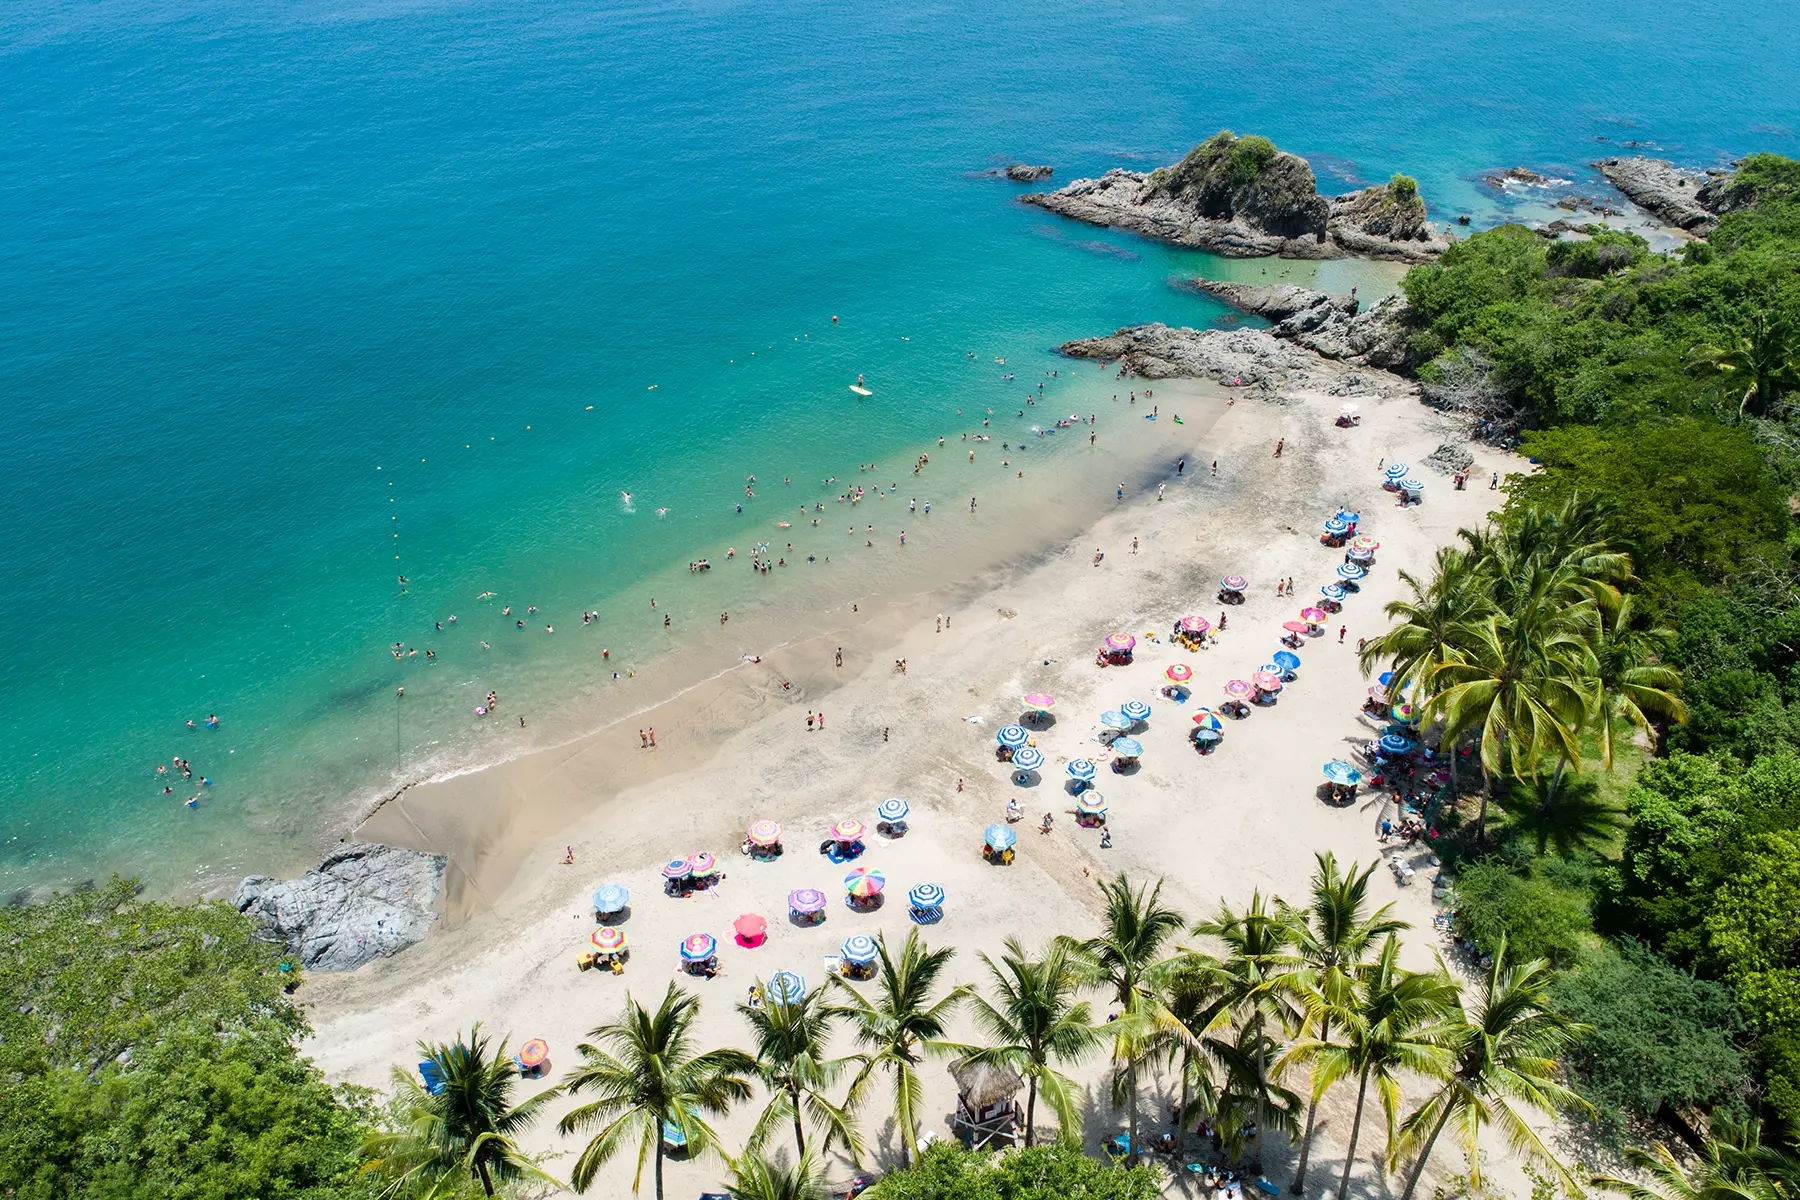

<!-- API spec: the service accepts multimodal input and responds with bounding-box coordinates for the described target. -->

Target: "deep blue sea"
[3,0,1795,893]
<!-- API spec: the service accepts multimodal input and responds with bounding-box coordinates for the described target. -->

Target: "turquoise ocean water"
[3,0,1796,893]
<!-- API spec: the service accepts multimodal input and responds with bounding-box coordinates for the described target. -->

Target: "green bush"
[1453,858,1593,967]
[870,1142,1161,1200]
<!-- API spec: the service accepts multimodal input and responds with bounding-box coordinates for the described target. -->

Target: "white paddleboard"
[848,385,872,396]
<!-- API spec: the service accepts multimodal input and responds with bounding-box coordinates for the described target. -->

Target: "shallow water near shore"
[3,0,1796,893]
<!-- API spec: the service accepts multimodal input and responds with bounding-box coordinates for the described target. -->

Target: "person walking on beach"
[640,729,648,747]
[807,711,815,732]
[1117,482,1124,501]
[1211,460,1217,476]
[817,711,825,730]
[1177,457,1185,474]
[936,615,942,633]
[1273,439,1284,458]
[883,726,889,742]
[648,728,656,747]
[835,647,843,667]
[1339,625,1347,644]
[1490,471,1500,489]
[970,497,976,512]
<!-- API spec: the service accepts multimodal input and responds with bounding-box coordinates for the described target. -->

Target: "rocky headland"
[1592,156,1741,235]
[1023,131,1450,263]
[1176,277,1420,371]
[235,842,446,971]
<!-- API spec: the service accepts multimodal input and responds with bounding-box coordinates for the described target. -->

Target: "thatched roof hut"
[949,1056,1023,1110]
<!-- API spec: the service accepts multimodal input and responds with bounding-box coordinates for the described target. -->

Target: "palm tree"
[1589,594,1686,770]
[1282,855,1408,1196]
[1690,305,1800,418]
[1392,940,1591,1200]
[964,937,1103,1147]
[829,929,970,1167]
[360,1024,559,1198]
[724,1152,829,1200]
[1068,873,1186,1165]
[1280,936,1456,1200]
[1592,1118,1793,1200]
[738,983,861,1164]
[1192,891,1301,1169]
[1357,545,1486,702]
[557,983,756,1198]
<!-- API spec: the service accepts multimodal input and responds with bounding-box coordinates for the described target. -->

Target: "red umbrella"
[733,914,768,944]
[1281,621,1310,634]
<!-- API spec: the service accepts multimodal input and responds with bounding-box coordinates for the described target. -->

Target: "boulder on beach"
[235,842,446,971]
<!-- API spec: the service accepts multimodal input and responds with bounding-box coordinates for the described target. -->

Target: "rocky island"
[1023,130,1450,262]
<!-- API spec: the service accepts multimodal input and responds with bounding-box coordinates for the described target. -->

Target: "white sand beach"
[306,362,1524,1198]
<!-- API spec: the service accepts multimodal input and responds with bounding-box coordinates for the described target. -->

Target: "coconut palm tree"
[724,1152,829,1200]
[829,929,970,1167]
[738,983,861,1164]
[1281,855,1408,1195]
[1192,891,1301,1169]
[1357,545,1486,703]
[557,983,756,1198]
[360,1024,560,1198]
[1589,594,1686,770]
[963,937,1103,1147]
[1591,1118,1791,1200]
[1280,937,1456,1200]
[1392,940,1590,1200]
[1067,873,1186,1165]
[1159,959,1303,1166]
[1690,305,1800,418]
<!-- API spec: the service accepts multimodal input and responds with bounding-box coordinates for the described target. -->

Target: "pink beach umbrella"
[1252,671,1284,693]
[831,819,866,843]
[1281,620,1311,634]
[1104,632,1137,652]
[1022,692,1057,713]
[1177,615,1211,635]
[1165,663,1194,683]
[747,819,783,847]
[1298,607,1328,625]
[1223,679,1254,700]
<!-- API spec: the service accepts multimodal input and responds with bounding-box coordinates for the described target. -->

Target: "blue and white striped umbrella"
[1320,584,1346,601]
[1379,733,1416,755]
[1347,546,1374,562]
[1322,760,1362,785]
[908,882,946,909]
[877,797,910,822]
[767,971,807,1005]
[1111,737,1144,757]
[996,724,1029,748]
[1385,463,1409,479]
[1100,710,1132,730]
[593,884,629,913]
[1337,563,1367,581]
[1010,746,1044,772]
[1259,663,1285,679]
[841,934,879,965]
[1067,758,1098,783]
[1323,517,1349,535]
[1336,510,1361,524]
[1120,700,1152,722]
[1272,650,1301,672]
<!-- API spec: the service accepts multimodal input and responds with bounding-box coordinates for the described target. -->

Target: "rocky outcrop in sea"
[1058,314,1417,397]
[1180,278,1421,371]
[1593,156,1727,234]
[1004,164,1053,182]
[1023,132,1449,263]
[235,842,446,971]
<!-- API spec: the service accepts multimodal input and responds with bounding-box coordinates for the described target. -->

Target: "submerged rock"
[1593,157,1719,234]
[1023,132,1449,263]
[1004,163,1053,182]
[235,842,446,971]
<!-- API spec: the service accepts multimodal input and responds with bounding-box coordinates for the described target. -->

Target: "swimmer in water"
[620,490,632,504]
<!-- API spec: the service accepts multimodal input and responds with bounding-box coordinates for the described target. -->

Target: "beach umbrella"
[1321,584,1346,601]
[1104,632,1136,652]
[1076,792,1109,816]
[1299,606,1328,624]
[1393,702,1422,726]
[1272,650,1301,673]
[747,819,783,847]
[1378,670,1395,687]
[908,882,946,909]
[733,913,767,942]
[1336,510,1361,525]
[1067,758,1098,783]
[1010,746,1044,772]
[591,927,628,953]
[593,884,629,913]
[1281,620,1311,634]
[1165,663,1194,683]
[1385,462,1409,480]
[1191,709,1223,732]
[1220,575,1248,592]
[831,819,866,842]
[1100,710,1132,731]
[517,1038,550,1068]
[1252,671,1284,693]
[1022,692,1057,713]
[1379,733,1416,755]
[1350,535,1379,552]
[1368,684,1390,704]
[661,859,692,881]
[679,933,717,962]
[1111,737,1144,757]
[1339,403,1359,416]
[1193,727,1223,743]
[1323,517,1349,536]
[841,934,879,965]
[788,888,828,914]
[767,970,807,1005]
[1322,760,1362,786]
[687,851,718,875]
[1401,478,1424,493]
[843,866,886,898]
[1337,563,1366,581]
[984,824,1018,851]
[1258,663,1285,679]
[1177,615,1210,635]
[877,797,910,822]
[1121,699,1152,722]
[996,724,1029,748]
[1347,547,1375,562]
[1223,679,1254,700]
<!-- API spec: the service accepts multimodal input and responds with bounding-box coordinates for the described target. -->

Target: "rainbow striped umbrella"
[1177,615,1210,635]
[843,867,886,898]
[679,933,717,962]
[661,859,691,880]
[1299,607,1328,625]
[1022,692,1057,713]
[517,1038,550,1068]
[996,724,1030,748]
[877,797,910,822]
[593,884,629,913]
[1067,758,1098,782]
[767,971,807,1005]
[1111,737,1143,757]
[831,819,866,842]
[747,820,783,847]
[1121,700,1152,722]
[1223,679,1254,700]
[687,851,718,875]
[1191,709,1223,732]
[1351,535,1380,551]
[1393,702,1422,725]
[841,934,879,965]
[788,888,828,914]
[1104,632,1136,652]
[1010,746,1044,772]
[591,927,628,953]
[1368,684,1390,703]
[1166,663,1194,683]
[1220,575,1248,592]
[1076,792,1109,816]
